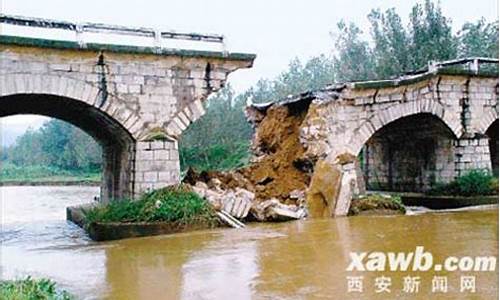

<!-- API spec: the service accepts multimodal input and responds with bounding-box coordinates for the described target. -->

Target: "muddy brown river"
[0,186,498,299]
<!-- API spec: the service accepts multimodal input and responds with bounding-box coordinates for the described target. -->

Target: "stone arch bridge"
[249,58,498,206]
[0,15,255,201]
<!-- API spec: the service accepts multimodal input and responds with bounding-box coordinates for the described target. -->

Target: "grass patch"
[83,185,218,226]
[428,169,498,197]
[0,276,73,300]
[0,163,100,183]
[349,193,406,215]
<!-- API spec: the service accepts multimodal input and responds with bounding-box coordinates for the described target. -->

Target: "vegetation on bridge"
[2,0,498,182]
[428,170,499,197]
[0,276,73,300]
[82,185,218,226]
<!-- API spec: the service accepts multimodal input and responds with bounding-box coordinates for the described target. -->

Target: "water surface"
[1,186,498,299]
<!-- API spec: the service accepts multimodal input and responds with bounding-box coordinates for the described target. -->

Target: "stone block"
[158,171,171,182]
[128,84,142,94]
[153,149,170,160]
[50,64,71,71]
[136,150,153,160]
[144,172,158,182]
[150,141,165,150]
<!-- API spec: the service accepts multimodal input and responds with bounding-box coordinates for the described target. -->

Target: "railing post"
[428,60,437,72]
[154,29,162,54]
[221,35,228,57]
[470,58,479,74]
[75,24,85,48]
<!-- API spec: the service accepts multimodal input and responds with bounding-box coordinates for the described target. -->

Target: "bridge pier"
[133,140,180,197]
[453,136,493,177]
[0,22,255,202]
[101,142,134,202]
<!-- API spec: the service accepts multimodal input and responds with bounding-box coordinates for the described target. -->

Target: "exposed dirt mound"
[183,104,313,205]
[242,105,312,203]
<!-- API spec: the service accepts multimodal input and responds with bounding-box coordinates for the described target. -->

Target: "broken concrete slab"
[250,198,307,222]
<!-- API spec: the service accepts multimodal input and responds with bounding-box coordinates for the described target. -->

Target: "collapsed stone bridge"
[0,15,255,202]
[248,58,498,216]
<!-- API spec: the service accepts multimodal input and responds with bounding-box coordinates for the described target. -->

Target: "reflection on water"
[0,186,498,299]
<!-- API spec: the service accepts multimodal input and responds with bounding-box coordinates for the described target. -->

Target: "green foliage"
[429,170,498,196]
[408,0,457,69]
[3,1,498,177]
[179,84,253,171]
[368,8,412,78]
[83,185,218,226]
[457,18,499,58]
[0,276,73,300]
[333,21,376,82]
[180,142,250,172]
[0,162,100,183]
[3,119,101,172]
[334,0,497,82]
[244,55,337,104]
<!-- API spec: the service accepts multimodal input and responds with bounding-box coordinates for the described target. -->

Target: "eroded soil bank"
[184,104,313,205]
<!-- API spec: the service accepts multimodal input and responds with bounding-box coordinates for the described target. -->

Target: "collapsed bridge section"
[246,58,499,217]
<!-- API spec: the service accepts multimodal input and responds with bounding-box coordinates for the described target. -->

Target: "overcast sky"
[0,0,498,140]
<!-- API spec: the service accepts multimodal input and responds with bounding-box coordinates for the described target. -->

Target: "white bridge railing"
[0,14,227,53]
[409,57,499,75]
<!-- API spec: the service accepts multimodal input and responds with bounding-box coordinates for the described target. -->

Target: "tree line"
[2,0,498,176]
[2,120,101,173]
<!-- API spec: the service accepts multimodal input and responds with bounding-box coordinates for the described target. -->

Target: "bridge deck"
[0,14,255,61]
[0,35,256,61]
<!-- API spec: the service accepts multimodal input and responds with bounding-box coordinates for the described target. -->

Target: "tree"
[368,8,411,78]
[247,55,336,104]
[332,21,376,82]
[179,84,253,171]
[457,19,499,58]
[333,0,496,82]
[408,0,457,69]
[4,119,102,172]
[5,0,498,175]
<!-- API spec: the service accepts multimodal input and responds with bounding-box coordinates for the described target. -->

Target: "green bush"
[0,276,73,300]
[429,169,498,196]
[180,142,251,172]
[83,185,218,226]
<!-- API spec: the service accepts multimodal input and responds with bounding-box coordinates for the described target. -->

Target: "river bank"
[0,179,100,186]
[0,164,100,186]
[0,277,73,300]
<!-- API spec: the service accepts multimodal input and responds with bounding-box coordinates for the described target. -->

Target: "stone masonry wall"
[454,137,492,176]
[0,43,254,200]
[362,114,456,192]
[134,140,180,196]
[299,73,498,191]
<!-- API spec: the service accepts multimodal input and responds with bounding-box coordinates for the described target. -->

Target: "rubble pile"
[183,98,369,223]
[183,103,313,222]
[186,169,307,222]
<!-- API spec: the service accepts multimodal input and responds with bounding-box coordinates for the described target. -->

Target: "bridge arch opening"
[485,119,499,176]
[0,94,135,202]
[359,113,456,192]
